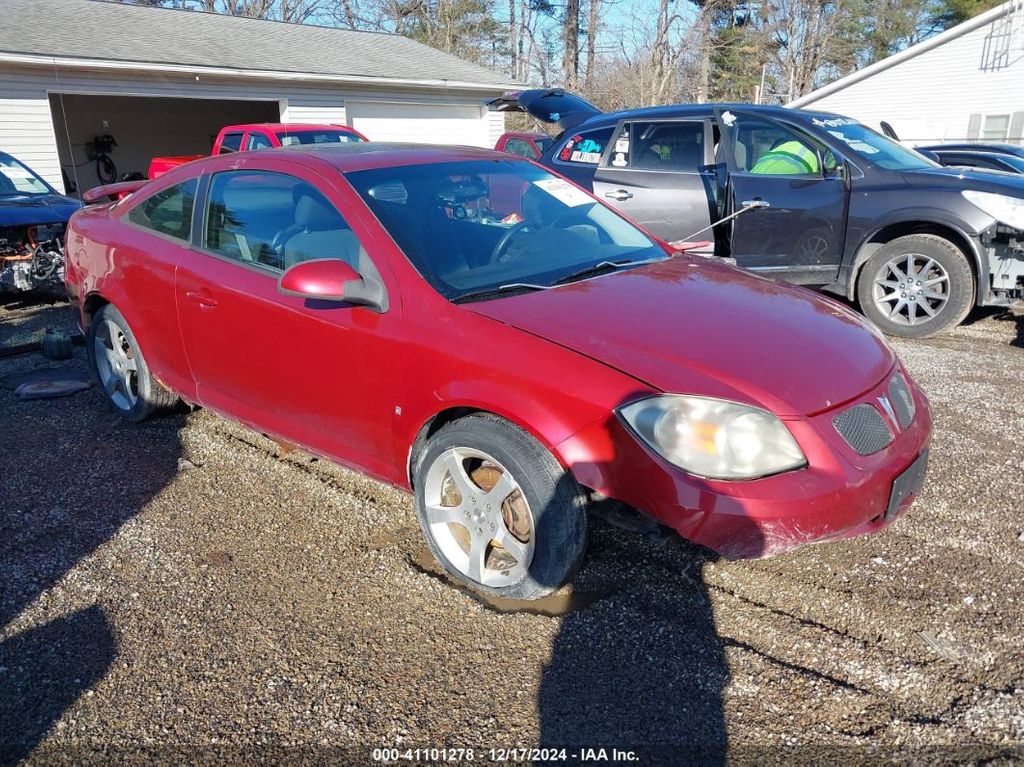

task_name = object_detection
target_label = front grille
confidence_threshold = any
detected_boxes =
[833,403,894,455]
[888,374,915,429]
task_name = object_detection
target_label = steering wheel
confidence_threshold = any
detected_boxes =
[489,221,534,263]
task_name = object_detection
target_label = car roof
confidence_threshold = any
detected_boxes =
[575,103,852,129]
[504,131,549,139]
[221,123,360,132]
[917,142,1024,157]
[275,142,523,172]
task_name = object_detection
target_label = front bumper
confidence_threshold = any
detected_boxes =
[558,366,932,558]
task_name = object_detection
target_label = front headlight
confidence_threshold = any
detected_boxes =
[961,190,1024,230]
[617,395,806,480]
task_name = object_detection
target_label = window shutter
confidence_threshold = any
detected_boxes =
[1009,111,1024,143]
[966,113,982,139]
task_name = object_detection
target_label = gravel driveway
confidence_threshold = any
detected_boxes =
[1,297,1022,764]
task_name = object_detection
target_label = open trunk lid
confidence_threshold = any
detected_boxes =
[487,89,602,134]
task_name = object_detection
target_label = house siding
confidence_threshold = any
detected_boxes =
[793,7,1024,145]
[0,61,508,192]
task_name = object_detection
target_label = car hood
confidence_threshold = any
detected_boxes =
[902,167,1024,196]
[466,258,895,417]
[0,193,81,227]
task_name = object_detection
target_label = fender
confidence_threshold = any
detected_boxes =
[399,376,640,491]
[840,207,988,302]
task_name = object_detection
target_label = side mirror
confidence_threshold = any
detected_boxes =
[822,149,848,180]
[277,258,387,312]
[916,149,940,164]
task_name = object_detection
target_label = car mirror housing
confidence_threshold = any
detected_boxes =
[277,259,387,312]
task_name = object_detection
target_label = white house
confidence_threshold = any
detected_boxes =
[0,0,513,194]
[789,1,1024,147]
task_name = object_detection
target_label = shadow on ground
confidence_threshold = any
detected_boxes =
[0,369,185,764]
[537,518,737,764]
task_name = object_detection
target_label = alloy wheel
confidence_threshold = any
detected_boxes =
[93,318,140,410]
[422,446,535,587]
[871,252,950,326]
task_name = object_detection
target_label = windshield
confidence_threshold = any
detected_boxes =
[810,117,936,171]
[346,159,666,301]
[0,154,51,195]
[277,130,365,146]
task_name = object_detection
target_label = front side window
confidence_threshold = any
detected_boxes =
[0,153,51,195]
[723,114,822,176]
[126,178,197,241]
[554,127,614,165]
[616,121,706,172]
[204,171,365,272]
[347,159,665,301]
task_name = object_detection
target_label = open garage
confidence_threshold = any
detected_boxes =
[48,94,280,192]
[0,0,514,195]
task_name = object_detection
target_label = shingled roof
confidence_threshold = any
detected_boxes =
[0,0,515,89]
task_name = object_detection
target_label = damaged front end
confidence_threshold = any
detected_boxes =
[0,222,66,292]
[982,223,1024,304]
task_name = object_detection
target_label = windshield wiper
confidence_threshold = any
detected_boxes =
[552,257,663,286]
[452,282,550,304]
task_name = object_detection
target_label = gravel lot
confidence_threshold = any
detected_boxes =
[1,294,1022,764]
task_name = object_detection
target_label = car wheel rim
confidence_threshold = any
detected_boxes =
[872,253,950,326]
[94,318,140,410]
[422,447,535,588]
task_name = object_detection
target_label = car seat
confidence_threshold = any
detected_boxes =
[282,192,363,270]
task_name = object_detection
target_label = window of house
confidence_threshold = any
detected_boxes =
[126,178,197,241]
[981,114,1011,141]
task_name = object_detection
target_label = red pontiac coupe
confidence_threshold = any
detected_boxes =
[64,144,931,600]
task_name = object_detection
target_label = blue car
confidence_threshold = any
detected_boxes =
[1,151,80,292]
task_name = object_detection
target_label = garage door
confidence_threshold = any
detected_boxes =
[345,101,488,147]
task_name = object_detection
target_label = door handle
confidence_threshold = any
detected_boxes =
[604,189,633,201]
[185,289,219,308]
[741,198,770,209]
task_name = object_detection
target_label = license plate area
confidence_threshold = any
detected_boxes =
[887,449,929,520]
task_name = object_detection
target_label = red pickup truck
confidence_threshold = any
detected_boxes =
[148,122,368,179]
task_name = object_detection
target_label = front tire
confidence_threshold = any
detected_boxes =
[86,304,178,422]
[413,414,588,600]
[857,234,974,339]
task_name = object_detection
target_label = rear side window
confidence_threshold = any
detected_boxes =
[203,170,366,272]
[616,121,706,171]
[554,127,613,165]
[246,132,273,151]
[503,138,538,158]
[126,178,197,241]
[218,133,243,154]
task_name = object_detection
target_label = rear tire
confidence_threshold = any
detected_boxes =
[86,304,178,422]
[413,414,588,600]
[857,234,974,339]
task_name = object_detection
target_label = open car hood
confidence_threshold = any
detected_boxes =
[487,89,602,134]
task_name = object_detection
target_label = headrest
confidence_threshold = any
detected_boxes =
[295,193,342,232]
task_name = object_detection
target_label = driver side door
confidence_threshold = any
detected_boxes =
[714,109,850,284]
[174,158,404,479]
